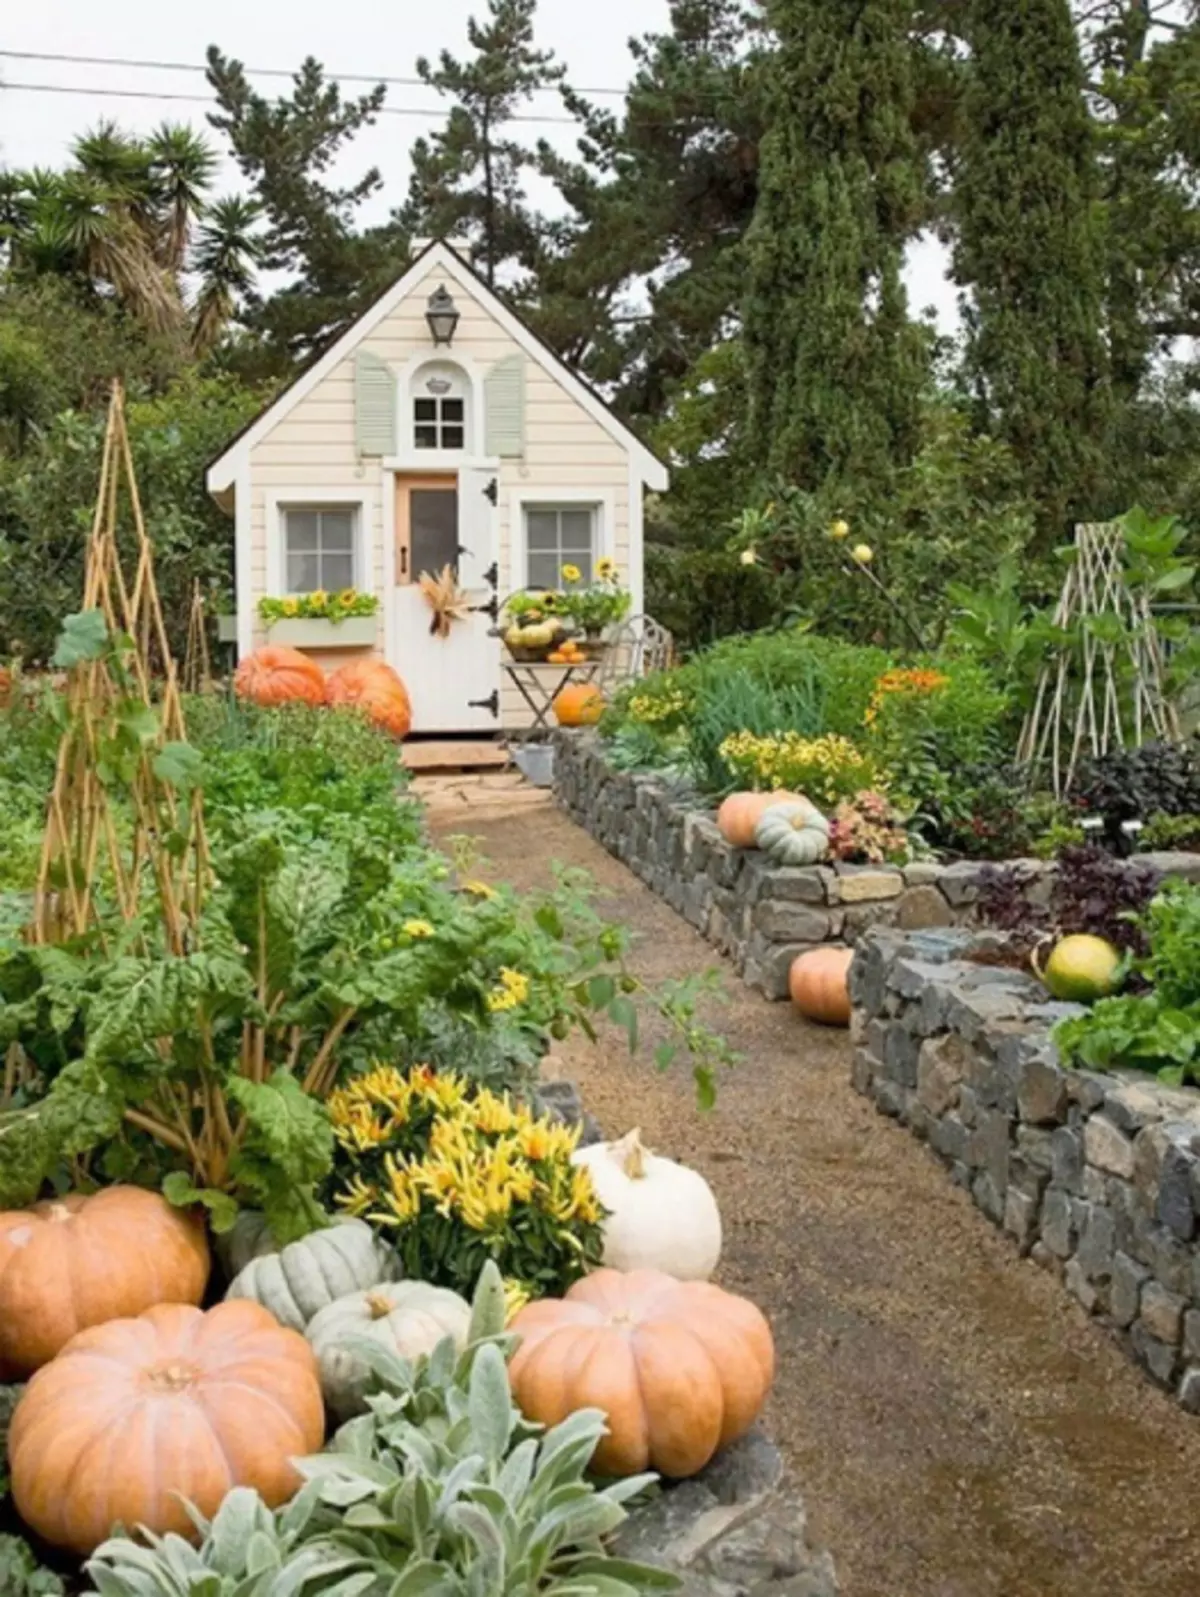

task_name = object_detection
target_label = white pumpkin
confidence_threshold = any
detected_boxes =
[571,1128,722,1281]
[225,1219,398,1332]
[306,1281,472,1419]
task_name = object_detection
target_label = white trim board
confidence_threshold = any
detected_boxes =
[509,487,617,594]
[206,242,669,494]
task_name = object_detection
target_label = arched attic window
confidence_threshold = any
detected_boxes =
[410,360,471,454]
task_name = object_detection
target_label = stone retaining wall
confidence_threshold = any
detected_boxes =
[850,927,1200,1412]
[554,731,1200,1001]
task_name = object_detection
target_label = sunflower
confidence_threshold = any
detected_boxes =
[561,564,582,584]
[596,556,617,581]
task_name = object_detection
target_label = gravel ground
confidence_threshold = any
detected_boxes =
[426,788,1200,1597]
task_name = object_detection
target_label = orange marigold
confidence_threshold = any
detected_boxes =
[865,668,950,726]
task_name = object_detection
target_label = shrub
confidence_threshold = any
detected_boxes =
[1071,738,1200,852]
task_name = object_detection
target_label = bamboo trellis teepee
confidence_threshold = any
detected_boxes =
[1017,522,1181,796]
[33,381,208,948]
[182,580,215,695]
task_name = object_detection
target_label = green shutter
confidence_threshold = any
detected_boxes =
[355,350,396,456]
[485,355,526,457]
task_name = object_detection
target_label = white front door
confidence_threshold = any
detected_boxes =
[391,469,501,734]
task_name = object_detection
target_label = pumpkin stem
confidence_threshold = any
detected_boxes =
[365,1293,393,1320]
[613,1128,647,1180]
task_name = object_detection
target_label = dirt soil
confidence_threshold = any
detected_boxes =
[424,783,1200,1597]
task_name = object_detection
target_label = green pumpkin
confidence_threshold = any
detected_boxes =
[214,1210,278,1281]
[306,1281,472,1419]
[755,801,831,866]
[225,1219,399,1332]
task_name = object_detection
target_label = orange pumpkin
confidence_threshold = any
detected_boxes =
[553,683,605,728]
[509,1267,774,1479]
[716,791,803,849]
[234,645,326,708]
[789,947,854,1026]
[0,665,11,706]
[326,659,413,740]
[0,1187,210,1379]
[9,1300,324,1556]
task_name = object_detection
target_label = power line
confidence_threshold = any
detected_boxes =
[0,46,629,99]
[0,80,579,127]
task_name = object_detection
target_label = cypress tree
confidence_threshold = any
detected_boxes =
[743,0,928,489]
[952,0,1112,539]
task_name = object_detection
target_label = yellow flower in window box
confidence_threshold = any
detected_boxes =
[561,563,582,584]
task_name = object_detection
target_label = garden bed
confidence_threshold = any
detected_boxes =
[554,731,1200,1000]
[849,925,1200,1412]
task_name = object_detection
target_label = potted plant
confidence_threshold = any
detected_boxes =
[502,590,569,662]
[559,560,631,656]
[259,590,379,648]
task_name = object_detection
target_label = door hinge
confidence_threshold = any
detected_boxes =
[471,596,500,624]
[468,689,500,719]
[482,478,498,506]
[482,561,499,589]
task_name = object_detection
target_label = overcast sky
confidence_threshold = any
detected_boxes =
[0,0,959,332]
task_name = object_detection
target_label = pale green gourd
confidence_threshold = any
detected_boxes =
[306,1281,472,1419]
[225,1220,398,1332]
[754,801,830,866]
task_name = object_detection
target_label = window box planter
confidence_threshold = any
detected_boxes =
[265,616,377,649]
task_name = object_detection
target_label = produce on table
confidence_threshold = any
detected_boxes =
[234,645,326,708]
[0,1187,210,1379]
[1037,934,1123,1002]
[789,948,854,1027]
[552,683,605,727]
[325,659,413,740]
[305,1280,472,1420]
[755,800,831,866]
[226,1218,399,1332]
[572,1128,721,1280]
[716,790,803,849]
[509,1266,774,1478]
[8,1301,324,1557]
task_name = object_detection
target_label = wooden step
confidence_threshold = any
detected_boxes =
[401,739,511,775]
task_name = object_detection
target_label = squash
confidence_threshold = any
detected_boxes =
[213,1208,278,1281]
[509,1268,774,1479]
[326,659,413,740]
[572,1129,721,1281]
[788,947,854,1026]
[226,1218,399,1332]
[716,791,802,849]
[234,645,326,708]
[0,666,11,707]
[0,1187,210,1380]
[552,684,605,728]
[754,800,830,866]
[306,1281,472,1419]
[9,1300,324,1556]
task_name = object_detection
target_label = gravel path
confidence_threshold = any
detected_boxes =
[426,787,1200,1597]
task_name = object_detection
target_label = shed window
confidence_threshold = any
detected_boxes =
[412,365,469,451]
[524,505,597,590]
[284,507,357,594]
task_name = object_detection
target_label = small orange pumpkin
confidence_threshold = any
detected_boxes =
[789,947,854,1026]
[0,665,12,706]
[716,791,803,849]
[235,645,326,708]
[326,659,413,739]
[553,683,605,727]
[9,1300,325,1556]
[509,1267,774,1479]
[0,1187,211,1379]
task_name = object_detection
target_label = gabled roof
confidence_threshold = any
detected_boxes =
[206,240,668,494]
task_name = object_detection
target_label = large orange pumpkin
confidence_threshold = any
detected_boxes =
[0,1187,210,1379]
[716,791,803,849]
[9,1300,325,1556]
[553,683,605,728]
[326,659,413,740]
[509,1267,774,1479]
[234,645,326,708]
[789,947,854,1026]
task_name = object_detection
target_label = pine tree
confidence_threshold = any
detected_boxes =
[743,0,928,490]
[400,0,564,287]
[952,0,1113,539]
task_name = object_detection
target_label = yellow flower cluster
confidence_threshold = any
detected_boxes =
[627,688,689,726]
[719,731,881,808]
[864,668,950,728]
[596,557,617,581]
[486,967,531,1013]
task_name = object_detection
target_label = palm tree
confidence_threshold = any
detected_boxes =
[147,123,219,276]
[190,195,263,353]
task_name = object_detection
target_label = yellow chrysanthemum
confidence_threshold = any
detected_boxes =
[461,878,498,900]
[503,1279,533,1324]
[403,919,435,940]
[486,967,530,1013]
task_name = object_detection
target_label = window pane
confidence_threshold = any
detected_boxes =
[287,552,320,593]
[319,511,354,551]
[319,552,355,593]
[442,398,465,422]
[410,489,459,577]
[414,398,437,421]
[560,510,594,551]
[526,511,559,551]
[414,425,438,449]
[441,425,465,450]
[528,552,560,590]
[286,511,318,551]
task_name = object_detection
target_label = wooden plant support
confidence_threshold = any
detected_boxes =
[1017,522,1181,796]
[182,580,215,695]
[32,380,208,948]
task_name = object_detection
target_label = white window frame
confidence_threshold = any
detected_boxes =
[510,488,615,595]
[387,352,491,472]
[265,487,376,600]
